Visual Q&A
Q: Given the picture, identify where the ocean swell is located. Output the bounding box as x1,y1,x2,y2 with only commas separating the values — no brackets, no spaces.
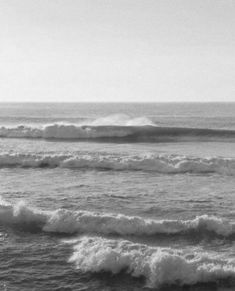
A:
0,152,235,175
0,123,235,142
0,200,234,237
68,236,235,287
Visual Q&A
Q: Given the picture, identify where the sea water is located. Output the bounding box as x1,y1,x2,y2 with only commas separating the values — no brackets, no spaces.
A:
0,103,235,291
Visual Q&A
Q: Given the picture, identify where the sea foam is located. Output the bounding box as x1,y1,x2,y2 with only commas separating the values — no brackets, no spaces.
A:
0,121,235,142
0,152,235,175
0,199,234,237
68,236,235,287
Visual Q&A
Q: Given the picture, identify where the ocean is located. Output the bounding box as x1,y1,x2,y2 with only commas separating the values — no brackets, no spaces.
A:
0,102,235,291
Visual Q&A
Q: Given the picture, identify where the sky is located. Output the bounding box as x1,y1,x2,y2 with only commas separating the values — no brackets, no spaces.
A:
0,0,234,102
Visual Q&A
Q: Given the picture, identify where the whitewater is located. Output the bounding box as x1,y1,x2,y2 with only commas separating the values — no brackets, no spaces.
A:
0,103,235,291
1,152,235,175
1,123,235,142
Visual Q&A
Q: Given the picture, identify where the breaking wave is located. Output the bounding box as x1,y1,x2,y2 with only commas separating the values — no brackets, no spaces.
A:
68,236,235,288
0,122,235,142
1,152,235,175
0,199,234,237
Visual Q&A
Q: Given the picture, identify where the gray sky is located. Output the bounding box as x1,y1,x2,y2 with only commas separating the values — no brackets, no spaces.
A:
0,0,234,102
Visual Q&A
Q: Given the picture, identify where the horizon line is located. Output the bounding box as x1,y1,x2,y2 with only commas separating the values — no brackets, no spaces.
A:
0,101,235,104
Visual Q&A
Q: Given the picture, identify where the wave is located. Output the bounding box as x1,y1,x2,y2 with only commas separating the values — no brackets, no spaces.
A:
0,199,234,237
68,236,235,288
1,152,235,175
0,123,235,142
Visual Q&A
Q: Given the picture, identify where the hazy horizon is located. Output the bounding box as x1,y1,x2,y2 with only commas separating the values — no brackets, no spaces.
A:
0,101,235,104
1,0,234,103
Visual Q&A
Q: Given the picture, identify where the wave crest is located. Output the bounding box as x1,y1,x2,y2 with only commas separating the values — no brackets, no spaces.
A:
1,121,235,142
68,236,235,287
0,200,234,237
0,152,235,175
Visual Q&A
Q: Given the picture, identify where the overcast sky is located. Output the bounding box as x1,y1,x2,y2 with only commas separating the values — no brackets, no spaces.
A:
0,0,234,102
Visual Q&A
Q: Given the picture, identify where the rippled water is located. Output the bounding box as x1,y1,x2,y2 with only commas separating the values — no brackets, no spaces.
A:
0,103,235,291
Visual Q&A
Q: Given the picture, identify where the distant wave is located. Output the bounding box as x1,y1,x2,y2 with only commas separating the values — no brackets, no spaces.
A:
1,152,235,175
68,236,235,288
0,199,234,237
0,122,235,142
